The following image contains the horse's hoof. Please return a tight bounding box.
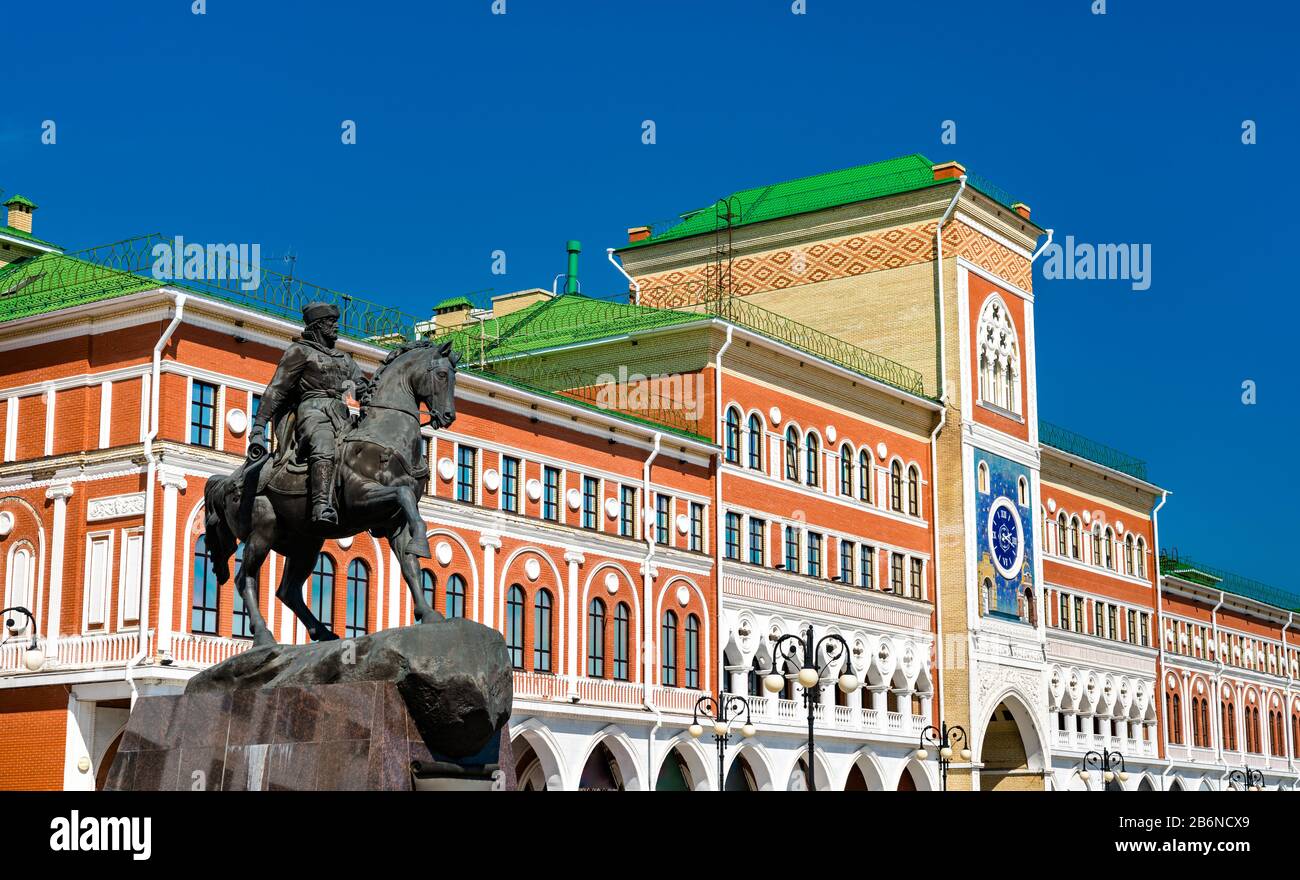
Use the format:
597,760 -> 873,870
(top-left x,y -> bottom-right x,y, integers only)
409,536 -> 432,559
314,629 -> 340,642
416,609 -> 446,624
253,632 -> 277,648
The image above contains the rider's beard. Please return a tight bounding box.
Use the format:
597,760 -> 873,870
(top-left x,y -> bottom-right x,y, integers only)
303,321 -> 337,349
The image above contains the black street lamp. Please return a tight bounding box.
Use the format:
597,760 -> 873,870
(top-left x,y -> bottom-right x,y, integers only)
1083,748 -> 1128,789
2,606 -> 44,671
915,721 -> 970,791
688,693 -> 755,790
762,625 -> 859,792
1228,768 -> 1265,791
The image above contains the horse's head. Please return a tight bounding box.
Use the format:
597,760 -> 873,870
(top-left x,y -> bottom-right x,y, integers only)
420,340 -> 459,429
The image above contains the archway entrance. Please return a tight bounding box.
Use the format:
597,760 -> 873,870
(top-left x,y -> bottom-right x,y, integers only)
579,742 -> 624,791
724,754 -> 757,791
513,740 -> 549,791
897,765 -> 920,791
655,748 -> 694,791
845,765 -> 868,790
979,699 -> 1044,791
1138,776 -> 1155,791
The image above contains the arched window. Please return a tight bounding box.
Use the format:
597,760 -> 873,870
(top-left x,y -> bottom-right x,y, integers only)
805,433 -> 819,488
981,577 -> 993,615
976,295 -> 1022,414
784,427 -> 799,481
839,445 -> 852,496
858,449 -> 871,502
446,573 -> 466,619
685,614 -> 701,689
1123,535 -> 1134,575
505,585 -> 525,669
977,461 -> 989,494
1222,700 -> 1236,751
724,407 -> 741,464
746,414 -> 763,470
345,560 -> 369,638
310,553 -> 335,631
533,589 -> 553,672
1103,528 -> 1114,570
420,570 -> 436,609
191,535 -> 219,635
1200,698 -> 1211,748
1069,517 -> 1081,560
907,465 -> 920,516
230,545 -> 251,637
1017,476 -> 1028,506
1169,692 -> 1182,744
1023,587 -> 1036,627
5,545 -> 33,611
890,461 -> 903,512
587,598 -> 606,677
1090,526 -> 1101,566
661,610 -> 678,686
613,603 -> 631,681
1136,538 -> 1147,577
1056,513 -> 1068,556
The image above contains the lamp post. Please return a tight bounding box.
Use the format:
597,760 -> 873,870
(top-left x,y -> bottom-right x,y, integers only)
1083,748 -> 1128,789
915,722 -> 970,791
2,606 -> 44,671
763,625 -> 859,792
688,693 -> 755,790
1228,768 -> 1264,791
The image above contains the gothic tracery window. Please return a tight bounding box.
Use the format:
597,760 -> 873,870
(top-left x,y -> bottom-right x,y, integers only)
976,296 -> 1022,415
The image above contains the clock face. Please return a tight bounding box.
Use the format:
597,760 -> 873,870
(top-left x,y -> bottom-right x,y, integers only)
987,496 -> 1024,579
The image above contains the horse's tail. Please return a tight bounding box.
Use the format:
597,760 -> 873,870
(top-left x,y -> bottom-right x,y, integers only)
203,475 -> 237,585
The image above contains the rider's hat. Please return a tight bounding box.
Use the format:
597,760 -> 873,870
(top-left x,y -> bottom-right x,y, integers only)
302,301 -> 340,324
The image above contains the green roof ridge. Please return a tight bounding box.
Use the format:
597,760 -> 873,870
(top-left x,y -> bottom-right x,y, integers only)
4,194 -> 37,209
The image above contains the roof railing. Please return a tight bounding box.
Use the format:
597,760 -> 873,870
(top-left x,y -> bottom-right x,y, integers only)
1039,420 -> 1148,481
1160,550 -> 1300,611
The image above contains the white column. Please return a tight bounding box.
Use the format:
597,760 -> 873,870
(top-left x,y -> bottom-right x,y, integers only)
63,693 -> 95,791
480,534 -> 501,629
155,468 -> 187,655
44,482 -> 74,661
728,666 -> 747,696
564,550 -> 583,696
3,396 -> 17,461
43,386 -> 55,457
98,381 -> 112,449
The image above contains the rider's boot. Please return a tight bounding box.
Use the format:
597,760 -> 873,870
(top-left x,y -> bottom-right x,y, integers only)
310,460 -> 338,525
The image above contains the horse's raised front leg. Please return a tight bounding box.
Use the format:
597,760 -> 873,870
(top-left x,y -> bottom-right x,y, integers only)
234,531 -> 276,647
389,528 -> 444,624
275,541 -> 338,642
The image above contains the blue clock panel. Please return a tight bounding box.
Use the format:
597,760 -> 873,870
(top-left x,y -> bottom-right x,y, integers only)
973,448 -> 1035,621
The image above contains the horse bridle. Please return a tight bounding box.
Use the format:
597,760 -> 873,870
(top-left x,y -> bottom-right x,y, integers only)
364,400 -> 439,428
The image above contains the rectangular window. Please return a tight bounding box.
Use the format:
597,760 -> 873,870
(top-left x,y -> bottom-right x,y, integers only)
860,545 -> 874,589
1108,605 -> 1118,641
748,517 -> 765,565
501,456 -> 520,513
1073,597 -> 1084,633
543,466 -> 560,521
1059,593 -> 1070,630
839,539 -> 853,584
582,476 -> 599,530
119,530 -> 143,624
890,553 -> 903,594
806,532 -> 822,578
784,526 -> 799,571
909,557 -> 923,600
620,486 -> 637,538
724,513 -> 741,560
1094,603 -> 1104,637
685,615 -> 700,689
655,494 -> 671,545
189,380 -> 217,447
689,501 -> 704,552
1139,613 -> 1150,647
456,445 -> 477,503
84,533 -> 112,629
1127,609 -> 1137,645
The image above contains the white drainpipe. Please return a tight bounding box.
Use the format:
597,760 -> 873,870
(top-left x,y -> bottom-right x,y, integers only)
1211,589 -> 1226,787
607,248 -> 641,306
712,326 -> 733,697
126,292 -> 187,708
1149,491 -> 1176,788
641,431 -> 662,789
1283,612 -> 1295,773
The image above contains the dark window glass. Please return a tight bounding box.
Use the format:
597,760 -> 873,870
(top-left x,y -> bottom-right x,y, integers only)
230,544 -> 250,638
311,554 -> 335,630
785,428 -> 799,481
860,545 -> 874,589
619,486 -> 636,538
747,415 -> 762,470
190,381 -> 217,447
909,557 -> 922,599
840,446 -> 852,495
501,456 -> 520,513
533,590 -> 552,672
456,445 -> 477,503
582,476 -> 599,529
907,466 -> 920,516
613,603 -> 630,681
807,532 -> 822,577
446,574 -> 466,619
784,526 -> 799,571
858,450 -> 871,501
420,570 -> 436,608
890,462 -> 902,511
724,407 -> 740,463
805,434 -> 819,487
839,539 -> 853,583
685,614 -> 700,689
655,495 -> 671,545
889,553 -> 903,593
543,466 -> 560,521
661,611 -> 678,686
191,535 -> 219,634
748,517 -> 765,565
505,585 -> 525,669
689,502 -> 704,552
587,599 -> 606,677
345,560 -> 369,638
724,512 -> 740,560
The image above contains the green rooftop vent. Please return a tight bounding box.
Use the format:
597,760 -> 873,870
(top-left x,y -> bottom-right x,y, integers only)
564,240 -> 581,294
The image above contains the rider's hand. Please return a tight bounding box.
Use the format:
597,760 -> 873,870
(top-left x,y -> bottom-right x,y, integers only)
247,434 -> 268,462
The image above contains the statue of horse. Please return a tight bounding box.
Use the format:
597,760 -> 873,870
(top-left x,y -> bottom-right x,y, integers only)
202,338 -> 459,646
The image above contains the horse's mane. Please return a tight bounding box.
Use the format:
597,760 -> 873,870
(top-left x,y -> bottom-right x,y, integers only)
369,337 -> 456,388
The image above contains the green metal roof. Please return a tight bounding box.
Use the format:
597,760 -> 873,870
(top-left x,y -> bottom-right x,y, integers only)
3,194 -> 37,209
624,154 -> 949,249
434,295 -> 473,311
0,223 -> 59,249
1160,552 -> 1300,612
0,252 -> 162,323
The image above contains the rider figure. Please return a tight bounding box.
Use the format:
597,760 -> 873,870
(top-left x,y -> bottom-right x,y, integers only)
249,302 -> 371,525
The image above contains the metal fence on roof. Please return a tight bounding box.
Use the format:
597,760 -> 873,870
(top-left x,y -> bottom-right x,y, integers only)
1160,550 -> 1300,611
1039,420 -> 1148,480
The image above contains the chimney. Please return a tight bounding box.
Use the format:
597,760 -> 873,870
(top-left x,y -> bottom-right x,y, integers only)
564,240 -> 581,294
1012,202 -> 1031,220
931,161 -> 966,181
627,226 -> 651,243
432,296 -> 473,333
492,287 -> 553,318
4,195 -> 37,233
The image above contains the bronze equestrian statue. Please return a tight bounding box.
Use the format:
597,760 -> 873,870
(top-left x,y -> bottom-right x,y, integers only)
203,302 -> 459,646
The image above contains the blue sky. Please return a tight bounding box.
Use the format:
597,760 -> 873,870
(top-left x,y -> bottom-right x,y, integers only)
5,1 -> 1296,585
